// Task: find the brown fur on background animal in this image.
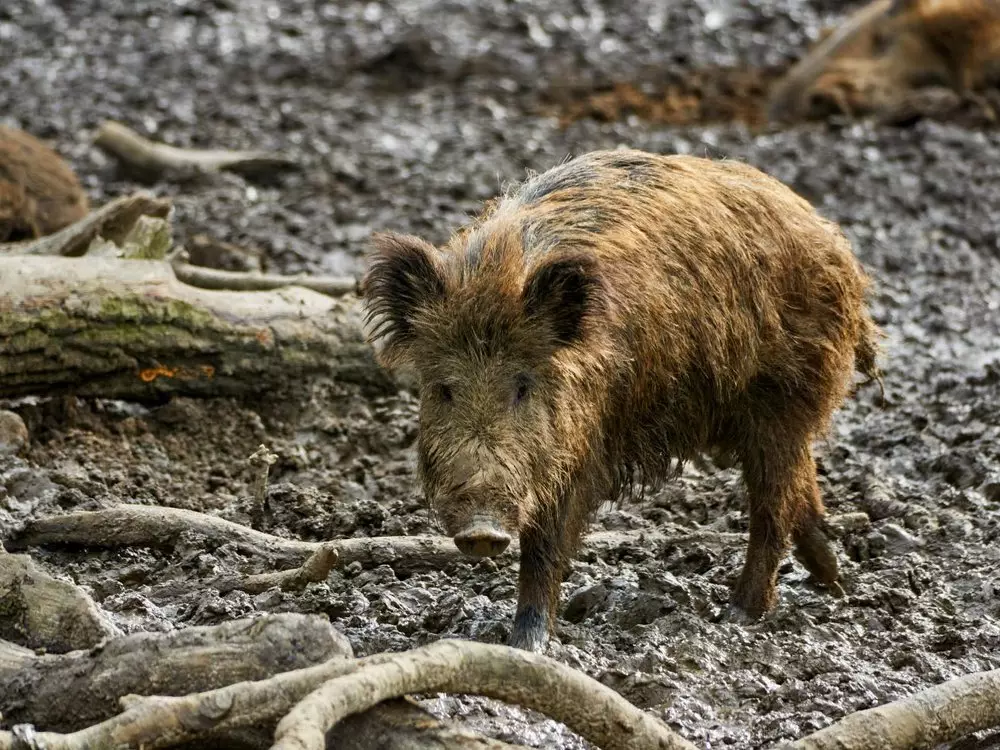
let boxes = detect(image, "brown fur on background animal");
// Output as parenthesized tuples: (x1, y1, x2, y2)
(768, 0, 1000, 121)
(0, 125, 89, 242)
(362, 149, 883, 652)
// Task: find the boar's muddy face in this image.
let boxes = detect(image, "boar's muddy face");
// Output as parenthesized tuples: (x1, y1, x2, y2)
(361, 230, 607, 559)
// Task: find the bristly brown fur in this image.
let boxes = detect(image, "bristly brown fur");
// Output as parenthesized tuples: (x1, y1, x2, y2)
(362, 148, 884, 650)
(769, 0, 1000, 120)
(0, 125, 89, 242)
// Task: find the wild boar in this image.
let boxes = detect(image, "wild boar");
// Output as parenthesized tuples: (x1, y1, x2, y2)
(362, 148, 882, 651)
(767, 0, 1000, 121)
(0, 125, 89, 242)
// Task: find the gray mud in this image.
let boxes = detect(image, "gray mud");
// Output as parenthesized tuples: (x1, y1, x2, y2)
(2, 0, 999, 748)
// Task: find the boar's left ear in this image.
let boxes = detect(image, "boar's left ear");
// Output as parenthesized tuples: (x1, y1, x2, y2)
(362, 231, 446, 364)
(522, 253, 606, 347)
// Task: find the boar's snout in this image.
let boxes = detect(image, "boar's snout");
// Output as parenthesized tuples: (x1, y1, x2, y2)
(453, 514, 512, 558)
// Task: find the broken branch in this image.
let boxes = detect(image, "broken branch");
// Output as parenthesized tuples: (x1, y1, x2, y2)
(0, 191, 172, 257)
(94, 120, 299, 180)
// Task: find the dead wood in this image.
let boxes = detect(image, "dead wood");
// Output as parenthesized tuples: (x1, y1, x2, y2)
(3, 504, 765, 575)
(272, 639, 697, 750)
(0, 191, 172, 257)
(94, 120, 299, 181)
(172, 261, 359, 297)
(0, 255, 387, 401)
(0, 642, 529, 750)
(0, 552, 121, 653)
(212, 544, 340, 595)
(0, 613, 351, 733)
(780, 668, 1000, 750)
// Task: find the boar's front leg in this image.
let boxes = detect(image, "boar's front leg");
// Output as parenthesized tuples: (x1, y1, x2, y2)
(510, 489, 590, 652)
(510, 520, 564, 652)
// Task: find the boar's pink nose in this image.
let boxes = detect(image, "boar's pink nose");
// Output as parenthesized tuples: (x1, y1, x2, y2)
(453, 518, 512, 558)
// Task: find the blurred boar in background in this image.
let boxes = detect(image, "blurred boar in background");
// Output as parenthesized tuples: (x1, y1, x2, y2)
(768, 0, 1000, 121)
(363, 149, 882, 652)
(0, 125, 88, 242)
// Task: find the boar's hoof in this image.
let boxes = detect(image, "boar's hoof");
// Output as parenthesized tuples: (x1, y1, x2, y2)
(721, 602, 766, 626)
(453, 519, 512, 558)
(508, 607, 548, 652)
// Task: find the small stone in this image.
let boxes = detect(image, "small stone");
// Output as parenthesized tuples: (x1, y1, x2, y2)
(0, 410, 29, 456)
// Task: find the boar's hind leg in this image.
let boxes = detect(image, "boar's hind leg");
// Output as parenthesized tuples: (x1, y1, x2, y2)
(732, 436, 837, 620)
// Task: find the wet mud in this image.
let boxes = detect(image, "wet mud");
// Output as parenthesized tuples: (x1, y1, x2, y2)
(2, 0, 999, 747)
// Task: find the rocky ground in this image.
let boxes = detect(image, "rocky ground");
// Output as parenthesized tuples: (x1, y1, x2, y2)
(2, 0, 999, 747)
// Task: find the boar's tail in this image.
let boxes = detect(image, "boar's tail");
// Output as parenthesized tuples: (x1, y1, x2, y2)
(853, 314, 886, 407)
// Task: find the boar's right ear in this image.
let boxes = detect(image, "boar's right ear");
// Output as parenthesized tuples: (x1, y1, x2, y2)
(362, 232, 446, 364)
(522, 253, 606, 347)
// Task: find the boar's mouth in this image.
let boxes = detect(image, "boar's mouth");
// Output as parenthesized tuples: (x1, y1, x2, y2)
(452, 514, 513, 558)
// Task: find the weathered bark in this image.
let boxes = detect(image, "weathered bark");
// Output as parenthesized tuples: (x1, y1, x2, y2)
(0, 192, 172, 257)
(212, 544, 340, 595)
(0, 613, 352, 732)
(0, 551, 121, 653)
(272, 639, 698, 750)
(780, 669, 1000, 750)
(94, 120, 299, 181)
(0, 255, 388, 401)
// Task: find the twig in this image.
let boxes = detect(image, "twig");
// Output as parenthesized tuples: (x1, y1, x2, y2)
(172, 261, 359, 297)
(247, 444, 279, 529)
(0, 192, 172, 257)
(213, 544, 339, 595)
(272, 639, 697, 750)
(779, 669, 1000, 750)
(94, 120, 299, 180)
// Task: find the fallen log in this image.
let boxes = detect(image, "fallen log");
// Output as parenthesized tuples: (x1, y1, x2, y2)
(0, 255, 389, 401)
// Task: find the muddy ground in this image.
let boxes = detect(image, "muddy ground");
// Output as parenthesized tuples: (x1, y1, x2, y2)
(2, 0, 1000, 748)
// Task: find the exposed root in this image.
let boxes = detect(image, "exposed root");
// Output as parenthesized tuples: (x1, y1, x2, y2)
(0, 613, 352, 732)
(272, 639, 696, 750)
(247, 444, 279, 529)
(780, 669, 1000, 750)
(94, 120, 300, 181)
(172, 260, 359, 297)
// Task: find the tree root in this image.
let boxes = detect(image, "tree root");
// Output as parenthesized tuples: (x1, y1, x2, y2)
(172, 261, 359, 297)
(272, 639, 698, 750)
(212, 544, 340, 595)
(0, 191, 172, 257)
(780, 669, 1000, 750)
(94, 120, 300, 181)
(0, 613, 352, 732)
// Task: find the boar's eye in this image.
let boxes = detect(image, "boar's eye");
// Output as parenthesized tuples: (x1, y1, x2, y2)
(513, 373, 533, 406)
(435, 383, 454, 404)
